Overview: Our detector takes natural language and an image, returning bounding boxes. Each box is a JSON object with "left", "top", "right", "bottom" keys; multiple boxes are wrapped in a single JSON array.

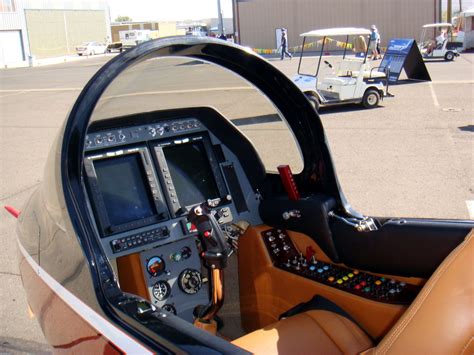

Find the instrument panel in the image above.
[
  {"left": 140, "top": 237, "right": 208, "bottom": 321},
  {"left": 83, "top": 110, "right": 262, "bottom": 321},
  {"left": 84, "top": 114, "right": 260, "bottom": 257}
]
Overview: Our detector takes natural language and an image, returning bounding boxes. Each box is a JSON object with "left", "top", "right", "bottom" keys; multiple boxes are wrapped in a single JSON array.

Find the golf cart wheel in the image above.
[
  {"left": 306, "top": 94, "right": 320, "bottom": 111},
  {"left": 362, "top": 89, "right": 380, "bottom": 109},
  {"left": 444, "top": 51, "right": 455, "bottom": 61}
]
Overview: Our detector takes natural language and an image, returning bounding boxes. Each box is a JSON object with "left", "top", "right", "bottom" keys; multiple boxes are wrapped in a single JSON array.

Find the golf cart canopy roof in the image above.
[
  {"left": 300, "top": 27, "right": 371, "bottom": 37},
  {"left": 422, "top": 23, "right": 453, "bottom": 28},
  {"left": 463, "top": 7, "right": 474, "bottom": 16}
]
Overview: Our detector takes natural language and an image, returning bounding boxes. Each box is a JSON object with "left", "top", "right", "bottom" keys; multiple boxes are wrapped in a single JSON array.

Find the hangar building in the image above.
[
  {"left": 0, "top": 0, "right": 110, "bottom": 66},
  {"left": 234, "top": 0, "right": 440, "bottom": 49}
]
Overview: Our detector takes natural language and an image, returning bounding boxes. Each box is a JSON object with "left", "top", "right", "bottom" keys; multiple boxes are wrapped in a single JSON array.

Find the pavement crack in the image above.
[
  {"left": 0, "top": 125, "right": 60, "bottom": 129},
  {"left": 0, "top": 182, "right": 41, "bottom": 202},
  {"left": 0, "top": 271, "right": 21, "bottom": 277}
]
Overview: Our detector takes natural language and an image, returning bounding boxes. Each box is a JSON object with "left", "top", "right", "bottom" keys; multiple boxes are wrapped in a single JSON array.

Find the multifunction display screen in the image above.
[
  {"left": 163, "top": 142, "right": 220, "bottom": 207},
  {"left": 94, "top": 154, "right": 157, "bottom": 226}
]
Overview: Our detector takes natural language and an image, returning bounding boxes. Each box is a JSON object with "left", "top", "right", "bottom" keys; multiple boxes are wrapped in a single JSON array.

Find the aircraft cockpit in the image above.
[{"left": 82, "top": 53, "right": 303, "bottom": 334}]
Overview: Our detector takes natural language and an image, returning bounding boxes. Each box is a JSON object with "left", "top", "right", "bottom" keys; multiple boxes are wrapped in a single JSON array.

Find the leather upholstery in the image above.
[
  {"left": 232, "top": 309, "right": 373, "bottom": 355},
  {"left": 363, "top": 230, "right": 473, "bottom": 354},
  {"left": 238, "top": 226, "right": 410, "bottom": 339},
  {"left": 234, "top": 230, "right": 473, "bottom": 354}
]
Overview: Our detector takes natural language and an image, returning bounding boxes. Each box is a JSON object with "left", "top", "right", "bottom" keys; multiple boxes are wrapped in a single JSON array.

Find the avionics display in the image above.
[
  {"left": 94, "top": 154, "right": 156, "bottom": 225},
  {"left": 163, "top": 141, "right": 220, "bottom": 207},
  {"left": 85, "top": 147, "right": 168, "bottom": 236}
]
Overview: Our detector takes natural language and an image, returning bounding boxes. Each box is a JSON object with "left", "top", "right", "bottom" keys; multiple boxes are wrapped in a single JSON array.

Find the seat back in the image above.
[
  {"left": 336, "top": 59, "right": 364, "bottom": 77},
  {"left": 364, "top": 231, "right": 473, "bottom": 354}
]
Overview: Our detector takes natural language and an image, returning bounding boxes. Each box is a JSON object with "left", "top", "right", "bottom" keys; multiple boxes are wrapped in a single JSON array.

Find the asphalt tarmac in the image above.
[{"left": 0, "top": 51, "right": 472, "bottom": 352}]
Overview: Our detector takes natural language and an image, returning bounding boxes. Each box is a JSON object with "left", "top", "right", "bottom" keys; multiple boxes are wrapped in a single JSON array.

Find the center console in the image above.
[
  {"left": 262, "top": 228, "right": 421, "bottom": 305},
  {"left": 83, "top": 109, "right": 262, "bottom": 322}
]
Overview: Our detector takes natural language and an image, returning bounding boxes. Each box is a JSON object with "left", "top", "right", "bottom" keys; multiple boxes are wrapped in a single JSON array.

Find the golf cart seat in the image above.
[
  {"left": 321, "top": 76, "right": 357, "bottom": 86},
  {"left": 336, "top": 59, "right": 365, "bottom": 77},
  {"left": 336, "top": 59, "right": 386, "bottom": 80},
  {"left": 436, "top": 39, "right": 447, "bottom": 49},
  {"left": 352, "top": 70, "right": 387, "bottom": 79}
]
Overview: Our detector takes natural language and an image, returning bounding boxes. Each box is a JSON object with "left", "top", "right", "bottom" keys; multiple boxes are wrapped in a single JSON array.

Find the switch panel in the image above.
[{"left": 262, "top": 228, "right": 421, "bottom": 305}]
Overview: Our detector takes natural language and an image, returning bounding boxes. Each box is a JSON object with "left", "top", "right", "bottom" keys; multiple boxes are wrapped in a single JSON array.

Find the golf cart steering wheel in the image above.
[{"left": 324, "top": 60, "right": 333, "bottom": 68}]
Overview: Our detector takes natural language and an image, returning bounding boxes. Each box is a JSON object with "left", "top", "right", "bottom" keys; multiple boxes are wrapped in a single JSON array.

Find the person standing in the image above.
[
  {"left": 376, "top": 28, "right": 383, "bottom": 59},
  {"left": 369, "top": 25, "right": 380, "bottom": 60},
  {"left": 280, "top": 29, "right": 292, "bottom": 60}
]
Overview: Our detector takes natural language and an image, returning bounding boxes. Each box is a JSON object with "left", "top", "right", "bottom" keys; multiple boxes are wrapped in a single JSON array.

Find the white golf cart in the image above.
[
  {"left": 419, "top": 23, "right": 462, "bottom": 61},
  {"left": 293, "top": 27, "right": 391, "bottom": 110}
]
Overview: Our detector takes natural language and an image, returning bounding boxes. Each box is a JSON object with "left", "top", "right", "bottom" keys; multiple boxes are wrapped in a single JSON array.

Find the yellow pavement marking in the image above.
[
  {"left": 431, "top": 80, "right": 474, "bottom": 84},
  {"left": 0, "top": 88, "right": 82, "bottom": 93},
  {"left": 466, "top": 201, "right": 474, "bottom": 220},
  {"left": 100, "top": 86, "right": 254, "bottom": 101},
  {"left": 428, "top": 82, "right": 439, "bottom": 107},
  {"left": 0, "top": 91, "right": 27, "bottom": 98}
]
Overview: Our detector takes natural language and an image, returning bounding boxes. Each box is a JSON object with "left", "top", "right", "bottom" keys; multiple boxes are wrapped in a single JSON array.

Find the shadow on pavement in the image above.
[
  {"left": 318, "top": 104, "right": 384, "bottom": 115},
  {"left": 458, "top": 125, "right": 474, "bottom": 133},
  {"left": 231, "top": 114, "right": 281, "bottom": 126},
  {"left": 0, "top": 337, "right": 52, "bottom": 354}
]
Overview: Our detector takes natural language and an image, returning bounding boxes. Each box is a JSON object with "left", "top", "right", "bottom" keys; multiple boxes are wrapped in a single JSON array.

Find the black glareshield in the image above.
[{"left": 187, "top": 204, "right": 230, "bottom": 269}]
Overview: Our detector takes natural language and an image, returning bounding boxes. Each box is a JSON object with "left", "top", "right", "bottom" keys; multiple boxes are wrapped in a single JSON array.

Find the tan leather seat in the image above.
[
  {"left": 233, "top": 231, "right": 473, "bottom": 354},
  {"left": 364, "top": 231, "right": 473, "bottom": 354},
  {"left": 232, "top": 309, "right": 373, "bottom": 354}
]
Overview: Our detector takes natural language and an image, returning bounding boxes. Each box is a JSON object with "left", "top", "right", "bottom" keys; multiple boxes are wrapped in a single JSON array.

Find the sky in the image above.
[{"left": 108, "top": 0, "right": 234, "bottom": 22}]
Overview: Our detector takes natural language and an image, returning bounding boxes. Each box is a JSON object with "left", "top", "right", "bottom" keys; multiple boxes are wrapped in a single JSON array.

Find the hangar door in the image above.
[
  {"left": 25, "top": 9, "right": 107, "bottom": 58},
  {"left": 0, "top": 30, "right": 24, "bottom": 64}
]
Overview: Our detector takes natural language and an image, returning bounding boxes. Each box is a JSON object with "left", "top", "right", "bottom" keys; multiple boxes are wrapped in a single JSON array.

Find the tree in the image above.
[{"left": 115, "top": 15, "right": 132, "bottom": 22}]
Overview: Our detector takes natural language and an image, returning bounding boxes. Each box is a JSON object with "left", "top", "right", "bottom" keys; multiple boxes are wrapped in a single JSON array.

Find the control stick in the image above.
[{"left": 187, "top": 204, "right": 231, "bottom": 327}]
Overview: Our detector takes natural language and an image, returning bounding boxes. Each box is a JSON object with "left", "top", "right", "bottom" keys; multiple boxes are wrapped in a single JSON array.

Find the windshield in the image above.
[
  {"left": 90, "top": 55, "right": 304, "bottom": 174},
  {"left": 298, "top": 35, "right": 367, "bottom": 77}
]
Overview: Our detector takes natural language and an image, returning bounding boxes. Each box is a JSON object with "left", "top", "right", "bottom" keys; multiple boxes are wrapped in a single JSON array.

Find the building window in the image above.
[{"left": 0, "top": 0, "right": 15, "bottom": 12}]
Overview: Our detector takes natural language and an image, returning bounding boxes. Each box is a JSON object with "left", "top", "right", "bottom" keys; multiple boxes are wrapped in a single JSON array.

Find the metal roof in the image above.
[
  {"left": 300, "top": 27, "right": 371, "bottom": 37},
  {"left": 462, "top": 7, "right": 474, "bottom": 16}
]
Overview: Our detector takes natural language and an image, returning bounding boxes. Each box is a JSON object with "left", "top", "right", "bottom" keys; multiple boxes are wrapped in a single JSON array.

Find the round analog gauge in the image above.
[
  {"left": 181, "top": 246, "right": 192, "bottom": 259},
  {"left": 147, "top": 256, "right": 165, "bottom": 277},
  {"left": 162, "top": 304, "right": 177, "bottom": 315},
  {"left": 152, "top": 281, "right": 171, "bottom": 301},
  {"left": 178, "top": 269, "right": 202, "bottom": 295}
]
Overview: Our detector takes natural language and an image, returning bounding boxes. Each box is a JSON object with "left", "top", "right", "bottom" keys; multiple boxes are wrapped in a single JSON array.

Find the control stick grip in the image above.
[{"left": 187, "top": 204, "right": 230, "bottom": 269}]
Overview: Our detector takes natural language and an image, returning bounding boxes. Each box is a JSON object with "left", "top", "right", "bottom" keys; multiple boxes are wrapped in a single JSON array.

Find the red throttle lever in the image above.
[{"left": 277, "top": 165, "right": 300, "bottom": 200}]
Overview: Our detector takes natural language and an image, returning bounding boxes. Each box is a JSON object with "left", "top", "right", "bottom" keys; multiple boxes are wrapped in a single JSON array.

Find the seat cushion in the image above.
[
  {"left": 321, "top": 76, "right": 357, "bottom": 86},
  {"left": 350, "top": 70, "right": 387, "bottom": 79},
  {"left": 232, "top": 310, "right": 373, "bottom": 355}
]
